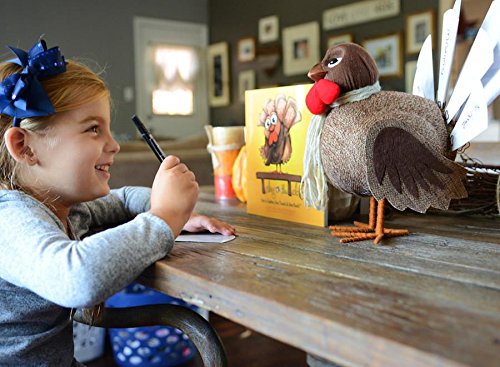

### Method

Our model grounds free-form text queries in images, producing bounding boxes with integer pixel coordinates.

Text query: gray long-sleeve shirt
[0,187,174,366]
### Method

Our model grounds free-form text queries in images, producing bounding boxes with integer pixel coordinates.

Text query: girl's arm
[69,186,152,234]
[0,203,173,309]
[73,186,236,237]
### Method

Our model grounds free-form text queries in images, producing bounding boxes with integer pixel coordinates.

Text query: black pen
[131,114,166,162]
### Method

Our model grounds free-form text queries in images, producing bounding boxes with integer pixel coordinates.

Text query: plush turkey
[302,42,468,244]
[258,95,301,170]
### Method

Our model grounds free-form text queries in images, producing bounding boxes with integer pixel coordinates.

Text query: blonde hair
[0,59,110,191]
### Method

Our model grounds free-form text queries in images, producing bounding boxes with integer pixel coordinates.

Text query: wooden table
[139,188,500,367]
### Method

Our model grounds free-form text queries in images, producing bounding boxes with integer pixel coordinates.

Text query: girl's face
[25,96,120,208]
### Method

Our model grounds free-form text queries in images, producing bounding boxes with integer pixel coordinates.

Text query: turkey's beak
[308,63,327,82]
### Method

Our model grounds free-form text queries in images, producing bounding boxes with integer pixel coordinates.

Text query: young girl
[0,39,235,366]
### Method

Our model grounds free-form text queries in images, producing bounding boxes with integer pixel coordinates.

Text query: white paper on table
[445,0,500,122]
[450,80,488,150]
[413,35,434,100]
[175,234,236,243]
[436,0,461,108]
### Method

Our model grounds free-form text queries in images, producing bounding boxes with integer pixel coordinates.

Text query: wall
[208,0,440,127]
[0,0,208,138]
[2,1,493,138]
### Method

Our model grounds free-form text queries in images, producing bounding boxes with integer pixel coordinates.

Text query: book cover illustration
[245,84,327,227]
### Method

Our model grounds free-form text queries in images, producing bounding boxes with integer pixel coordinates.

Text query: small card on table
[175,234,236,243]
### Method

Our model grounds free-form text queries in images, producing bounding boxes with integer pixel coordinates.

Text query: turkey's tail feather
[414,0,499,150]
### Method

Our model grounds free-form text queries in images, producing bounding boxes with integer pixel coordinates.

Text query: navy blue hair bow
[0,39,66,126]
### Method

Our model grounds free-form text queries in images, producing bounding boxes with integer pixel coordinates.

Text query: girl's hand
[183,213,236,236]
[150,155,199,237]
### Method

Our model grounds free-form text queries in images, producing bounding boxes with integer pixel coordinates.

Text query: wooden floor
[86,313,308,367]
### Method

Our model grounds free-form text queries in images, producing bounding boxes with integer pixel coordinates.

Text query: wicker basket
[443,154,500,216]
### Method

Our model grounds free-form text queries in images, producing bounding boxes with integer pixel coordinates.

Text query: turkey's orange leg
[353,196,377,230]
[372,199,409,245]
[329,198,409,245]
[329,197,376,235]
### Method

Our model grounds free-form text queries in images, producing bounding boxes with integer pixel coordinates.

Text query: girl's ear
[4,127,38,165]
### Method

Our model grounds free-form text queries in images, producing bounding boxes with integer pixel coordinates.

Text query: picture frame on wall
[362,33,403,78]
[258,15,279,43]
[238,69,256,103]
[207,42,230,107]
[282,21,320,76]
[323,0,400,31]
[406,10,435,54]
[237,37,256,62]
[326,33,353,49]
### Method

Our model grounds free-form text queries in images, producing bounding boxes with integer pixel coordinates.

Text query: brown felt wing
[366,124,467,213]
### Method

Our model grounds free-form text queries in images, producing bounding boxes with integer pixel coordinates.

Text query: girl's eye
[327,57,342,68]
[87,126,99,134]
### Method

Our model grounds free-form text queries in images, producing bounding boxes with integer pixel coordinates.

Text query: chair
[73,304,228,367]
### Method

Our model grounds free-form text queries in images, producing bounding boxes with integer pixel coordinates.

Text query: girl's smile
[95,163,112,178]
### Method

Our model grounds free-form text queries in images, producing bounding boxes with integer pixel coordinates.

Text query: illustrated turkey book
[245,85,328,227]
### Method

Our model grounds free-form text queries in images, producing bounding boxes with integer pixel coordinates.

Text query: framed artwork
[326,33,353,49]
[282,22,320,76]
[207,42,230,107]
[405,60,418,93]
[323,0,400,30]
[238,69,256,103]
[362,33,403,78]
[258,15,279,43]
[406,10,435,54]
[237,37,256,62]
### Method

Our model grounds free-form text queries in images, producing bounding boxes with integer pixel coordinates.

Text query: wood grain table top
[139,187,500,367]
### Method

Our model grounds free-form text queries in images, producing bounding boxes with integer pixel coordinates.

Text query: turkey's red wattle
[306,79,341,115]
[268,130,278,145]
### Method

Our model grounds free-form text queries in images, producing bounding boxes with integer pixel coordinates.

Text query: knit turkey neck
[332,81,381,108]
[301,80,382,210]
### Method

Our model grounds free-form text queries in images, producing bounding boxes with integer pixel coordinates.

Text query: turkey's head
[306,43,379,115]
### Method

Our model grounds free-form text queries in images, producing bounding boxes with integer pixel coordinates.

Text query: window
[152,45,198,116]
[134,18,208,139]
